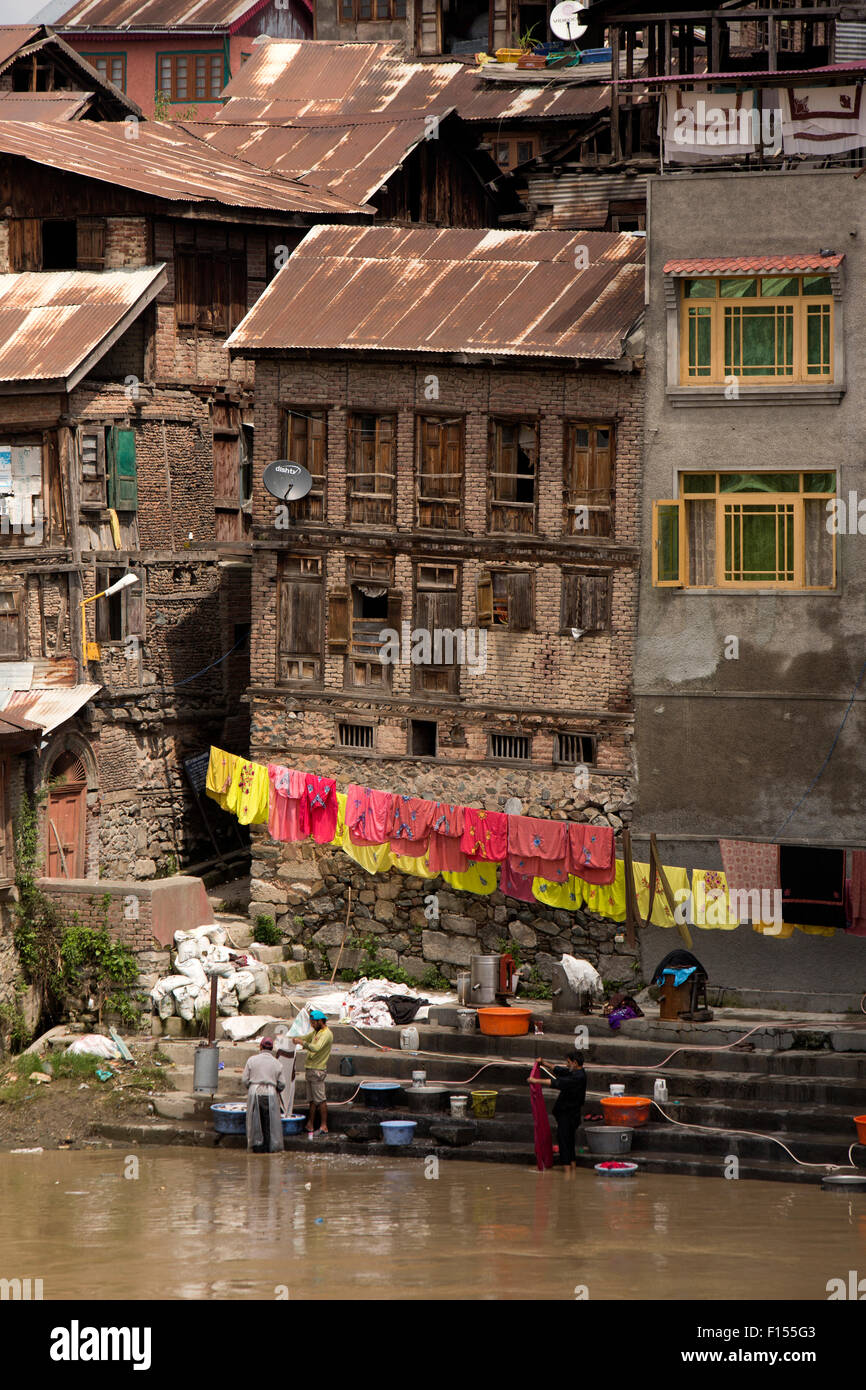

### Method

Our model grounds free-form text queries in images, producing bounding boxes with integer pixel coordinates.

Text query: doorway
[46,750,87,878]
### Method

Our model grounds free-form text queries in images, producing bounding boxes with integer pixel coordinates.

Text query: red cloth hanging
[530,1060,554,1171]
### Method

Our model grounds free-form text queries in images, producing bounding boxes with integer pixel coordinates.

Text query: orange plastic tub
[601,1096,652,1127]
[854,1115,866,1145]
[477,1007,532,1036]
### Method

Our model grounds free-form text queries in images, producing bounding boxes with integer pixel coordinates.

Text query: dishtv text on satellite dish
[263,460,313,502]
[550,0,587,41]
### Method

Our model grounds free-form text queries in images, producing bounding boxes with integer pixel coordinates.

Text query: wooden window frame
[492,134,540,171]
[478,568,533,631]
[339,0,407,21]
[652,472,837,591]
[82,51,127,91]
[78,426,107,511]
[175,242,247,336]
[416,415,464,531]
[0,586,25,661]
[488,417,539,535]
[561,568,612,634]
[346,412,397,527]
[345,577,400,692]
[564,420,615,538]
[413,560,461,697]
[678,275,834,386]
[554,731,597,767]
[94,563,145,644]
[0,438,46,548]
[337,720,376,753]
[276,554,323,687]
[156,50,225,104]
[488,731,531,762]
[282,409,326,523]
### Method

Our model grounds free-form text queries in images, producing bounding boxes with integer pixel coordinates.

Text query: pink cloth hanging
[848,853,866,935]
[389,796,437,854]
[346,785,394,846]
[567,823,616,885]
[507,815,569,883]
[268,765,310,843]
[427,803,468,873]
[500,857,536,903]
[460,807,508,863]
[304,773,338,844]
[530,1060,554,1171]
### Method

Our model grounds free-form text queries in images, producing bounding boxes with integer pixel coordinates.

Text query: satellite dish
[263,460,313,502]
[550,0,587,40]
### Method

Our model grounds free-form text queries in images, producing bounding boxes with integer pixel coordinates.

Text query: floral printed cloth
[268,765,309,842]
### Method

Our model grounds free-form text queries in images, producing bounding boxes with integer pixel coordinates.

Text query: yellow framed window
[652,471,836,590]
[680,275,833,384]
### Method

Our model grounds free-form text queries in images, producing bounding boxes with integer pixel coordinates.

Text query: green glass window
[803,472,835,493]
[720,278,759,298]
[683,475,717,494]
[803,275,832,296]
[719,472,800,493]
[760,276,800,297]
[687,306,712,377]
[656,503,680,584]
[724,304,794,377]
[806,303,831,376]
[683,278,718,298]
[723,502,795,584]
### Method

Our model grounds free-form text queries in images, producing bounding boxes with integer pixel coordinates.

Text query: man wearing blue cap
[299,1009,333,1136]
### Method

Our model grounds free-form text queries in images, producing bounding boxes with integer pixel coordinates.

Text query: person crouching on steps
[529,1051,586,1171]
[242,1037,285,1153]
[300,1009,333,1136]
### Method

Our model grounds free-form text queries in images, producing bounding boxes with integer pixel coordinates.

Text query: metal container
[470,953,501,1006]
[193,1043,220,1094]
[456,971,472,1006]
[411,1069,427,1087]
[585,1127,634,1156]
[457,1009,476,1034]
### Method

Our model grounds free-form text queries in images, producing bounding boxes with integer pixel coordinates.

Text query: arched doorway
[45,750,87,878]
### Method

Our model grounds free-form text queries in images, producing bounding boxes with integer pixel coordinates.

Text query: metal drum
[470,954,500,1006]
[456,971,472,1006]
[193,1043,219,1093]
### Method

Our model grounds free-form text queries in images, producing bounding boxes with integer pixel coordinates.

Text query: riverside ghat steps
[89,1004,866,1185]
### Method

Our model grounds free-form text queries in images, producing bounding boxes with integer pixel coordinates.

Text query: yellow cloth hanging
[634,862,690,928]
[444,861,499,895]
[531,875,585,910]
[582,859,627,923]
[391,848,438,878]
[205,746,236,810]
[752,919,795,939]
[329,791,347,844]
[690,868,739,931]
[343,838,393,875]
[794,921,836,938]
[226,757,269,825]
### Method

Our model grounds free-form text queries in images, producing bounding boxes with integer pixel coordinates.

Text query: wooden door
[46,751,86,878]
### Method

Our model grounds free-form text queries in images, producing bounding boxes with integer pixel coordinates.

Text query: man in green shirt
[299,1009,333,1136]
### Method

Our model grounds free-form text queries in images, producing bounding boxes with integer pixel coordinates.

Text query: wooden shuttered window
[477,569,532,630]
[564,422,614,538]
[0,588,25,659]
[347,413,396,526]
[345,580,400,691]
[413,570,460,695]
[77,218,106,272]
[488,419,538,534]
[277,556,323,685]
[95,565,143,642]
[9,220,41,272]
[284,410,326,522]
[79,428,106,510]
[107,427,138,512]
[212,400,252,543]
[561,570,611,634]
[417,416,463,529]
[175,247,247,334]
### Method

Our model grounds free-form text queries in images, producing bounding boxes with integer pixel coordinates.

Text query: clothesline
[204,747,853,939]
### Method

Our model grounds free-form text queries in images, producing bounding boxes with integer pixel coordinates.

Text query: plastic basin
[471,1089,498,1119]
[281,1114,306,1136]
[380,1120,417,1146]
[600,1096,652,1127]
[477,1007,532,1036]
[211,1102,246,1135]
[359,1083,403,1110]
[854,1115,866,1145]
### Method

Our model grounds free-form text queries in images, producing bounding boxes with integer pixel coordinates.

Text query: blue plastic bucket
[380,1121,417,1146]
[211,1103,246,1135]
[281,1113,306,1136]
[360,1082,403,1109]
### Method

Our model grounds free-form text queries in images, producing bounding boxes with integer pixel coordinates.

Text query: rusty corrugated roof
[55,0,264,28]
[0,120,367,217]
[0,26,41,67]
[523,171,648,230]
[216,39,612,124]
[664,254,843,274]
[0,91,94,120]
[185,113,451,205]
[0,685,101,733]
[0,30,144,119]
[227,225,645,361]
[0,265,166,389]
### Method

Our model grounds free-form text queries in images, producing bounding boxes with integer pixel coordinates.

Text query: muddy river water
[1,1148,864,1300]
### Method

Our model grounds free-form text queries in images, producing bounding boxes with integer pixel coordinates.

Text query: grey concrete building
[634,167,866,999]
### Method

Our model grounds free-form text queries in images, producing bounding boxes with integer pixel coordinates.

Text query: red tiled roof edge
[663,254,844,274]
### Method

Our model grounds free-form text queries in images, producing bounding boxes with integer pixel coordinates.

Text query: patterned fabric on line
[507,815,569,882]
[305,773,338,845]
[268,765,309,843]
[460,808,508,863]
[499,857,536,903]
[532,876,586,911]
[443,861,498,895]
[205,746,236,810]
[346,785,394,846]
[389,796,437,854]
[227,758,269,826]
[567,823,615,885]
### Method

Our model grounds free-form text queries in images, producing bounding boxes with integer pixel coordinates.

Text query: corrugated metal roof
[0,120,367,216]
[55,0,262,27]
[0,25,41,67]
[227,225,645,361]
[0,684,101,733]
[663,254,844,274]
[523,171,648,230]
[0,265,166,389]
[0,91,94,120]
[0,30,144,119]
[216,39,613,124]
[186,113,447,205]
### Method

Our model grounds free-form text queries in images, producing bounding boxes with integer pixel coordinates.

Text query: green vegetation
[339,934,416,987]
[154,853,178,879]
[420,967,451,992]
[252,915,281,946]
[518,967,552,1001]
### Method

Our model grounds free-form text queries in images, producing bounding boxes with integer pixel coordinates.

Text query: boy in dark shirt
[528,1051,587,1171]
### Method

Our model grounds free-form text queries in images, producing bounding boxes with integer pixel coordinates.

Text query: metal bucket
[585,1127,634,1156]
[456,971,472,1006]
[193,1043,219,1094]
[457,1009,476,1034]
[470,953,500,1006]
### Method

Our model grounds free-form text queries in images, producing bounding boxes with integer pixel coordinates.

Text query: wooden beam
[768,13,777,70]
[610,24,622,160]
